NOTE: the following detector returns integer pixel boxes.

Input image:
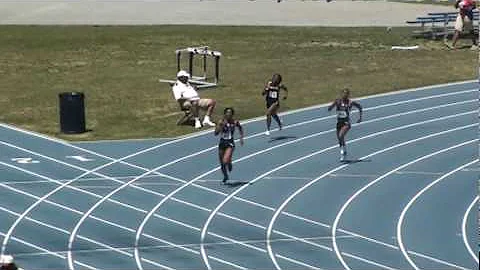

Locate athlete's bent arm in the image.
[236,121,244,145]
[352,101,363,123]
[214,120,224,136]
[327,100,337,112]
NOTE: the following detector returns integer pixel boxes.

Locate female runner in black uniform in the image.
[328,88,363,161]
[215,107,244,183]
[262,73,288,136]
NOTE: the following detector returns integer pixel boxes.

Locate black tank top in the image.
[265,82,281,101]
[220,121,236,141]
[335,99,352,121]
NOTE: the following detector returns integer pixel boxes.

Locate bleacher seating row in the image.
[406,10,479,39]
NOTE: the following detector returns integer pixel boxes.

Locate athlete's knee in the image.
[209,99,216,107]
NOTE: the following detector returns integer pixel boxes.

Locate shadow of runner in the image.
[224,181,251,187]
[340,158,372,164]
[268,135,298,143]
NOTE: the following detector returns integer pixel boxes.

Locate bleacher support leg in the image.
[215,56,220,84]
[189,52,194,77]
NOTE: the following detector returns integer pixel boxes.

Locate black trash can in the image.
[59,92,86,134]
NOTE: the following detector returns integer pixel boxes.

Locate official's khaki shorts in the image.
[197,98,212,108]
[182,99,212,109]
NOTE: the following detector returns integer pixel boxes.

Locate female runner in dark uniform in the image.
[214,107,244,183]
[328,88,363,161]
[262,73,288,136]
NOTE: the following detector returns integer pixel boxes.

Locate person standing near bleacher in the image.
[172,70,217,129]
[446,0,478,50]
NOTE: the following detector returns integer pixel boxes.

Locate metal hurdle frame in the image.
[159,46,222,89]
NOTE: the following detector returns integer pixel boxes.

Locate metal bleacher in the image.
[406,10,479,40]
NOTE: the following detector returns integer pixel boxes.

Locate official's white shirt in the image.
[172,80,200,101]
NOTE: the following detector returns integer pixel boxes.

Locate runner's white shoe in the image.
[340,147,347,161]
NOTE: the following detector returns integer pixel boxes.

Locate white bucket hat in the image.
[176,70,190,78]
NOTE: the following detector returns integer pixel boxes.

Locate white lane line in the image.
[0,140,183,263]
[0,95,474,235]
[0,109,472,270]
[0,146,117,257]
[66,174,260,267]
[266,130,477,270]
[9,235,357,258]
[333,142,477,270]
[263,176,313,180]
[1,177,213,186]
[0,93,476,268]
[2,82,471,144]
[0,142,331,270]
[333,227,477,269]
[0,232,96,270]
[0,206,175,270]
[71,184,179,189]
[328,173,379,178]
[73,99,463,267]
[395,171,445,176]
[397,160,478,270]
[72,137,174,144]
[202,125,476,269]
[461,168,480,172]
[4,86,470,266]
[0,175,241,270]
[72,183,183,189]
[136,107,475,269]
[0,89,474,191]
[341,251,398,270]
[1,130,474,270]
[0,166,180,270]
[461,196,479,265]
[0,174,167,185]
[58,92,477,187]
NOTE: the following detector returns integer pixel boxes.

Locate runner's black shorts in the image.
[266,98,279,109]
[336,120,351,132]
[219,139,235,150]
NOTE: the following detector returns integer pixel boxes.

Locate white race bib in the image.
[337,111,348,118]
[269,91,278,99]
[222,124,233,140]
[222,133,232,140]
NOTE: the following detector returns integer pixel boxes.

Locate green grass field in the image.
[0,25,476,140]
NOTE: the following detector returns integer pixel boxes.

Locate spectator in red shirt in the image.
[446,0,478,50]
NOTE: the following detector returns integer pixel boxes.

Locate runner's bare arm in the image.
[327,100,337,111]
[282,84,288,100]
[214,120,224,135]
[352,101,363,123]
[236,121,244,145]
